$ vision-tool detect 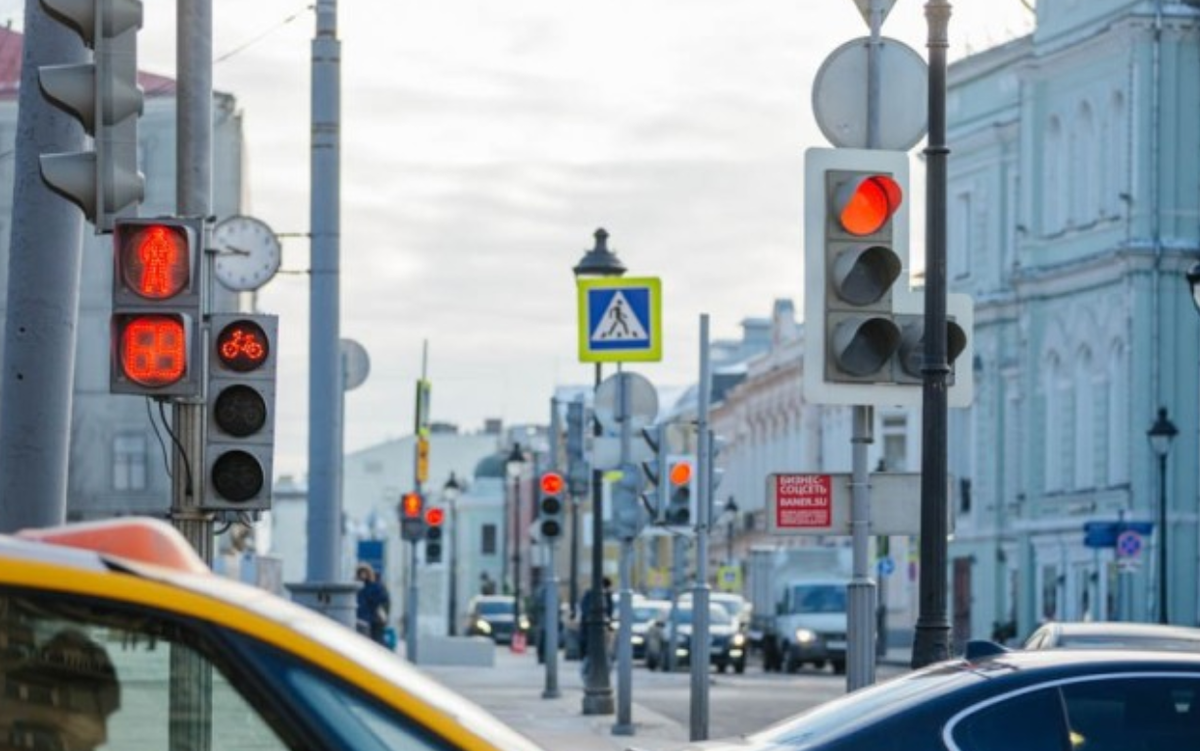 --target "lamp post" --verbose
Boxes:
[507,444,526,627]
[443,472,462,636]
[1147,408,1178,624]
[722,497,738,565]
[573,227,625,716]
